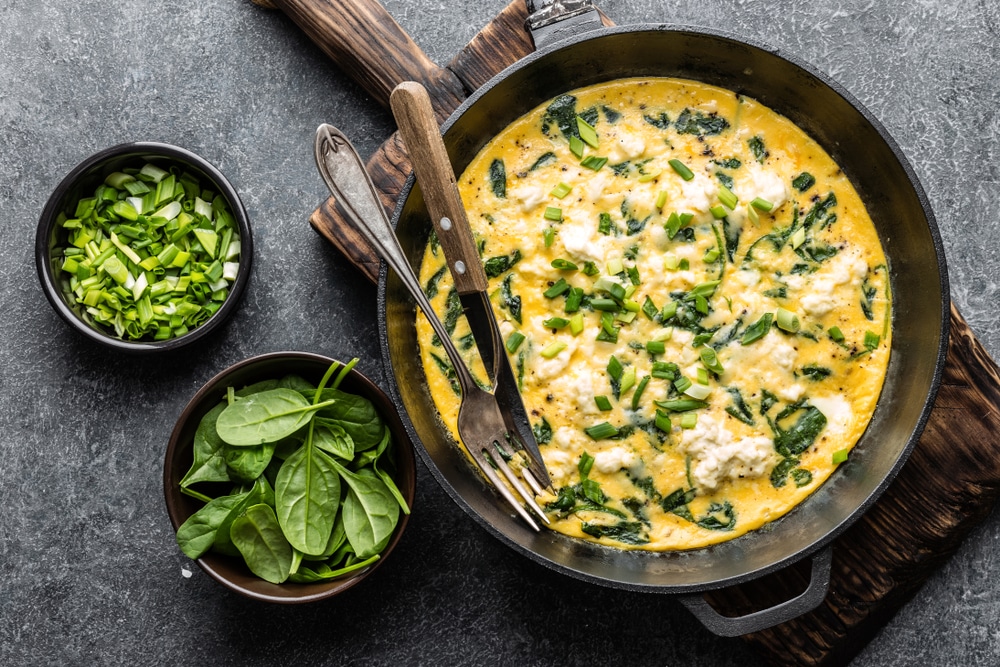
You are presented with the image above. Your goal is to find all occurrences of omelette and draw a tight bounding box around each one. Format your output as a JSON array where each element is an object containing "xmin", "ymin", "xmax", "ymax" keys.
[{"xmin": 414, "ymin": 78, "xmax": 891, "ymax": 551}]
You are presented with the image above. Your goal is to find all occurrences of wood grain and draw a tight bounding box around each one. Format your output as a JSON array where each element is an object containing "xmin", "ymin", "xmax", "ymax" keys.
[{"xmin": 264, "ymin": 0, "xmax": 1000, "ymax": 662}]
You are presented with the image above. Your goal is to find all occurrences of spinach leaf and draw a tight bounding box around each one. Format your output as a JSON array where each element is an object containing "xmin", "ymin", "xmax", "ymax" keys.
[
  {"xmin": 722, "ymin": 217, "xmax": 741, "ymax": 262},
  {"xmin": 601, "ymin": 105, "xmax": 621, "ymax": 123},
  {"xmin": 175, "ymin": 490, "xmax": 249, "ymax": 559},
  {"xmin": 275, "ymin": 443, "xmax": 341, "ymax": 555},
  {"xmin": 791, "ymin": 468, "xmax": 813, "ymax": 487},
  {"xmin": 861, "ymin": 273, "xmax": 877, "ymax": 321},
  {"xmin": 370, "ymin": 430, "xmax": 410, "ymax": 514},
  {"xmin": 642, "ymin": 112, "xmax": 671, "ymax": 129},
  {"xmin": 216, "ymin": 388, "xmax": 330, "ymax": 446},
  {"xmin": 213, "ymin": 477, "xmax": 274, "ymax": 557},
  {"xmin": 741, "ymin": 312, "xmax": 773, "ymax": 346},
  {"xmin": 288, "ymin": 554, "xmax": 380, "ymax": 583},
  {"xmin": 772, "ymin": 405, "xmax": 828, "ymax": 457},
  {"xmin": 179, "ymin": 401, "xmax": 230, "ymax": 488},
  {"xmin": 714, "ymin": 157, "xmax": 742, "ymax": 169},
  {"xmin": 541, "ymin": 94, "xmax": 580, "ymax": 140},
  {"xmin": 488, "ymin": 158, "xmax": 506, "ymax": 198},
  {"xmin": 277, "ymin": 374, "xmax": 315, "ymax": 392},
  {"xmin": 769, "ymin": 457, "xmax": 799, "ymax": 488},
  {"xmin": 716, "ymin": 171, "xmax": 734, "ymax": 189},
  {"xmin": 500, "ymin": 274, "xmax": 522, "ymax": 323},
  {"xmin": 725, "ymin": 387, "xmax": 756, "ymax": 426},
  {"xmin": 230, "ymin": 503, "xmax": 293, "ymax": 584},
  {"xmin": 312, "ymin": 418, "xmax": 355, "ymax": 460},
  {"xmin": 224, "ymin": 441, "xmax": 275, "ymax": 482},
  {"xmin": 695, "ymin": 501, "xmax": 736, "ymax": 531},
  {"xmin": 800, "ymin": 365, "xmax": 832, "ymax": 381},
  {"xmin": 581, "ymin": 521, "xmax": 649, "ymax": 545},
  {"xmin": 792, "ymin": 172, "xmax": 815, "ymax": 192},
  {"xmin": 748, "ymin": 135, "xmax": 769, "ymax": 163},
  {"xmin": 528, "ymin": 151, "xmax": 557, "ymax": 171},
  {"xmin": 430, "ymin": 352, "xmax": 460, "ymax": 396},
  {"xmin": 308, "ymin": 388, "xmax": 385, "ymax": 450},
  {"xmin": 675, "ymin": 108, "xmax": 729, "ymax": 136},
  {"xmin": 483, "ymin": 249, "xmax": 522, "ymax": 278},
  {"xmin": 802, "ymin": 192, "xmax": 837, "ymax": 229},
  {"xmin": 331, "ymin": 461, "xmax": 400, "ymax": 559},
  {"xmin": 598, "ymin": 211, "xmax": 618, "ymax": 236},
  {"xmin": 423, "ymin": 264, "xmax": 448, "ymax": 299},
  {"xmin": 532, "ymin": 417, "xmax": 553, "ymax": 444}
]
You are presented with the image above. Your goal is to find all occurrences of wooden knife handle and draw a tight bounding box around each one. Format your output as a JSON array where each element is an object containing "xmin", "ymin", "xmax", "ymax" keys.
[
  {"xmin": 264, "ymin": 0, "xmax": 466, "ymax": 121},
  {"xmin": 389, "ymin": 81, "xmax": 488, "ymax": 294}
]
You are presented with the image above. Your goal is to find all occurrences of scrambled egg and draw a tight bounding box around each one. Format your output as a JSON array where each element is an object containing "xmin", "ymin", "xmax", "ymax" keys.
[{"xmin": 415, "ymin": 78, "xmax": 891, "ymax": 550}]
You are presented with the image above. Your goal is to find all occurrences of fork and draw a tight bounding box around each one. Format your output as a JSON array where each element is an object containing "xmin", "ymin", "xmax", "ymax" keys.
[{"xmin": 314, "ymin": 124, "xmax": 550, "ymax": 531}]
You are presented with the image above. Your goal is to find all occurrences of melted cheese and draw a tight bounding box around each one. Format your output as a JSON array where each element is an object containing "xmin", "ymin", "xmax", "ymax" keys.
[{"xmin": 415, "ymin": 78, "xmax": 891, "ymax": 551}]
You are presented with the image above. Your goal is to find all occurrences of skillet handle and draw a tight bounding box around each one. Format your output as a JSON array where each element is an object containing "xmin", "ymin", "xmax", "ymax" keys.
[
  {"xmin": 261, "ymin": 0, "xmax": 466, "ymax": 120},
  {"xmin": 677, "ymin": 547, "xmax": 833, "ymax": 637}
]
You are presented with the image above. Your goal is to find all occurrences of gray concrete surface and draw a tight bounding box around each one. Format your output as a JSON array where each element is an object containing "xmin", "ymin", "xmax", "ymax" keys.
[{"xmin": 1, "ymin": 0, "xmax": 997, "ymax": 664}]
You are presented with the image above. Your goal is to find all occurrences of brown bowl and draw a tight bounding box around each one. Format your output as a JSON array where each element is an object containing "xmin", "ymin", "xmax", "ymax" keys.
[{"xmin": 163, "ymin": 351, "xmax": 416, "ymax": 603}]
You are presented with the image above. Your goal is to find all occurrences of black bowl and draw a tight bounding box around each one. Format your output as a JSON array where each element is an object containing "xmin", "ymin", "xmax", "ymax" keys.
[
  {"xmin": 163, "ymin": 351, "xmax": 417, "ymax": 603},
  {"xmin": 35, "ymin": 142, "xmax": 253, "ymax": 353}
]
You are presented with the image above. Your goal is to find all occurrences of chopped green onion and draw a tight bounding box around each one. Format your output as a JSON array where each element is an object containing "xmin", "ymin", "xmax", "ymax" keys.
[
  {"xmin": 540, "ymin": 341, "xmax": 567, "ymax": 358},
  {"xmin": 696, "ymin": 367, "xmax": 709, "ymax": 385},
  {"xmin": 580, "ymin": 156, "xmax": 608, "ymax": 171},
  {"xmin": 641, "ymin": 296, "xmax": 659, "ymax": 320},
  {"xmin": 616, "ymin": 310, "xmax": 637, "ymax": 324},
  {"xmin": 703, "ymin": 247, "xmax": 720, "ymax": 263},
  {"xmin": 718, "ymin": 185, "xmax": 738, "ymax": 210},
  {"xmin": 664, "ymin": 253, "xmax": 679, "ymax": 271},
  {"xmin": 581, "ymin": 261, "xmax": 600, "ymax": 276},
  {"xmin": 576, "ymin": 116, "xmax": 599, "ymax": 148},
  {"xmin": 543, "ymin": 227, "xmax": 556, "ymax": 247},
  {"xmin": 638, "ymin": 170, "xmax": 660, "ymax": 183},
  {"xmin": 864, "ymin": 330, "xmax": 881, "ymax": 350},
  {"xmin": 506, "ymin": 331, "xmax": 525, "ymax": 353},
  {"xmin": 832, "ymin": 448, "xmax": 849, "ymax": 464},
  {"xmin": 569, "ymin": 135, "xmax": 585, "ymax": 158},
  {"xmin": 591, "ymin": 297, "xmax": 619, "ymax": 312},
  {"xmin": 669, "ymin": 159, "xmax": 695, "ymax": 181},
  {"xmin": 543, "ymin": 317, "xmax": 570, "ymax": 329},
  {"xmin": 790, "ymin": 228, "xmax": 806, "ymax": 249},
  {"xmin": 646, "ymin": 340, "xmax": 666, "ymax": 355},
  {"xmin": 680, "ymin": 413, "xmax": 699, "ymax": 429},
  {"xmin": 776, "ymin": 307, "xmax": 800, "ymax": 333},
  {"xmin": 655, "ymin": 190, "xmax": 668, "ymax": 209},
  {"xmin": 741, "ymin": 313, "xmax": 774, "ymax": 345},
  {"xmin": 594, "ymin": 395, "xmax": 613, "ymax": 411},
  {"xmin": 828, "ymin": 326, "xmax": 845, "ymax": 342},
  {"xmin": 606, "ymin": 257, "xmax": 624, "ymax": 276},
  {"xmin": 655, "ymin": 399, "xmax": 708, "ymax": 412},
  {"xmin": 565, "ymin": 286, "xmax": 584, "ymax": 313},
  {"xmin": 544, "ymin": 206, "xmax": 563, "ymax": 222},
  {"xmin": 569, "ymin": 312, "xmax": 585, "ymax": 335},
  {"xmin": 655, "ymin": 410, "xmax": 672, "ymax": 432},
  {"xmin": 543, "ymin": 278, "xmax": 571, "ymax": 298},
  {"xmin": 710, "ymin": 204, "xmax": 727, "ymax": 219},
  {"xmin": 620, "ymin": 366, "xmax": 636, "ymax": 395},
  {"xmin": 747, "ymin": 204, "xmax": 760, "ymax": 226},
  {"xmin": 683, "ymin": 383, "xmax": 711, "ymax": 400},
  {"xmin": 661, "ymin": 301, "xmax": 678, "ymax": 320},
  {"xmin": 700, "ymin": 347, "xmax": 725, "ymax": 375},
  {"xmin": 674, "ymin": 376, "xmax": 692, "ymax": 393},
  {"xmin": 607, "ymin": 355, "xmax": 623, "ymax": 380},
  {"xmin": 751, "ymin": 197, "xmax": 774, "ymax": 212},
  {"xmin": 550, "ymin": 182, "xmax": 573, "ymax": 199},
  {"xmin": 551, "ymin": 258, "xmax": 578, "ymax": 271},
  {"xmin": 631, "ymin": 375, "xmax": 650, "ymax": 410},
  {"xmin": 585, "ymin": 422, "xmax": 620, "ymax": 440}
]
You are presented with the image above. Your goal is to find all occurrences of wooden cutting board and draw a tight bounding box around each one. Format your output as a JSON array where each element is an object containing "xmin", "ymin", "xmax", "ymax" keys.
[{"xmin": 265, "ymin": 1, "xmax": 1000, "ymax": 663}]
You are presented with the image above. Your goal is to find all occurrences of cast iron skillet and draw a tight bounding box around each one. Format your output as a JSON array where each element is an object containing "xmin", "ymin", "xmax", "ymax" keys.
[{"xmin": 283, "ymin": 0, "xmax": 949, "ymax": 635}]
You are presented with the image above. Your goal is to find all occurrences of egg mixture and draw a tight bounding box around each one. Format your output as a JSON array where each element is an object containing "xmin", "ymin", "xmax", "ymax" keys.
[{"xmin": 415, "ymin": 78, "xmax": 891, "ymax": 550}]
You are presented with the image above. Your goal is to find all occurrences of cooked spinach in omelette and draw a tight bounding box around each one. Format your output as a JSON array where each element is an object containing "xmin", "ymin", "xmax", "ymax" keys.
[{"xmin": 415, "ymin": 78, "xmax": 891, "ymax": 550}]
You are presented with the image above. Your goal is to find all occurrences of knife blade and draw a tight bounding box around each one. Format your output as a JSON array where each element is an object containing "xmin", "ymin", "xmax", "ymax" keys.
[{"xmin": 389, "ymin": 81, "xmax": 552, "ymax": 489}]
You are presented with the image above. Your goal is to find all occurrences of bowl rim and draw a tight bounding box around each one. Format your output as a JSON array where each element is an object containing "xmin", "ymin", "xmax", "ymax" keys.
[
  {"xmin": 34, "ymin": 141, "xmax": 254, "ymax": 354},
  {"xmin": 162, "ymin": 350, "xmax": 417, "ymax": 603}
]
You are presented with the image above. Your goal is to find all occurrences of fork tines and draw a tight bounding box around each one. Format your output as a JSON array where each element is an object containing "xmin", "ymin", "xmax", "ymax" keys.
[{"xmin": 468, "ymin": 436, "xmax": 550, "ymax": 531}]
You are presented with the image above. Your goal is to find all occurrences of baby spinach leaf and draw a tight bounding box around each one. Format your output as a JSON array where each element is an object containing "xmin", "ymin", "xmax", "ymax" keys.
[
  {"xmin": 483, "ymin": 249, "xmax": 522, "ymax": 278},
  {"xmin": 500, "ymin": 274, "xmax": 522, "ymax": 324},
  {"xmin": 541, "ymin": 94, "xmax": 580, "ymax": 140},
  {"xmin": 528, "ymin": 151, "xmax": 557, "ymax": 171},
  {"xmin": 367, "ymin": 429, "xmax": 410, "ymax": 514},
  {"xmin": 695, "ymin": 501, "xmax": 736, "ymax": 531},
  {"xmin": 175, "ymin": 490, "xmax": 249, "ymax": 560},
  {"xmin": 217, "ymin": 388, "xmax": 332, "ymax": 446},
  {"xmin": 488, "ymin": 158, "xmax": 506, "ymax": 198},
  {"xmin": 642, "ymin": 112, "xmax": 671, "ymax": 129},
  {"xmin": 769, "ymin": 457, "xmax": 799, "ymax": 488},
  {"xmin": 748, "ymin": 135, "xmax": 769, "ymax": 163},
  {"xmin": 213, "ymin": 477, "xmax": 274, "ymax": 557},
  {"xmin": 773, "ymin": 405, "xmax": 828, "ymax": 457},
  {"xmin": 224, "ymin": 441, "xmax": 276, "ymax": 483},
  {"xmin": 179, "ymin": 401, "xmax": 230, "ymax": 488},
  {"xmin": 308, "ymin": 388, "xmax": 385, "ymax": 450},
  {"xmin": 331, "ymin": 461, "xmax": 401, "ymax": 559},
  {"xmin": 230, "ymin": 503, "xmax": 293, "ymax": 585},
  {"xmin": 581, "ymin": 520, "xmax": 649, "ymax": 545},
  {"xmin": 234, "ymin": 379, "xmax": 280, "ymax": 397},
  {"xmin": 792, "ymin": 172, "xmax": 816, "ymax": 192},
  {"xmin": 287, "ymin": 555, "xmax": 380, "ymax": 583},
  {"xmin": 277, "ymin": 374, "xmax": 316, "ymax": 392},
  {"xmin": 275, "ymin": 444, "xmax": 341, "ymax": 555},
  {"xmin": 312, "ymin": 418, "xmax": 355, "ymax": 460},
  {"xmin": 674, "ymin": 108, "xmax": 729, "ymax": 136}
]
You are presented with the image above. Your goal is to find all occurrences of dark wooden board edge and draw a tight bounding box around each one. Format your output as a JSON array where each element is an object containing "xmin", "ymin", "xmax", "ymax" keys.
[{"xmin": 289, "ymin": 1, "xmax": 1000, "ymax": 663}]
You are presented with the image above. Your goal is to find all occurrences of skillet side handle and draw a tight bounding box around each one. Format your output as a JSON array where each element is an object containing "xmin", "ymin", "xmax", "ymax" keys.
[
  {"xmin": 677, "ymin": 547, "xmax": 833, "ymax": 637},
  {"xmin": 263, "ymin": 0, "xmax": 466, "ymax": 119}
]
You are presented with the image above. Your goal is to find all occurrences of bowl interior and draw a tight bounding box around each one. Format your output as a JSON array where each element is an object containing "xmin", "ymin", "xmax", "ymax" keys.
[
  {"xmin": 163, "ymin": 352, "xmax": 417, "ymax": 603},
  {"xmin": 380, "ymin": 26, "xmax": 948, "ymax": 592},
  {"xmin": 36, "ymin": 142, "xmax": 253, "ymax": 353}
]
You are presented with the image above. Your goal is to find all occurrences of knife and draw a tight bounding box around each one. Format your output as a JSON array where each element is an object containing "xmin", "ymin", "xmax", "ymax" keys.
[{"xmin": 389, "ymin": 81, "xmax": 551, "ymax": 489}]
